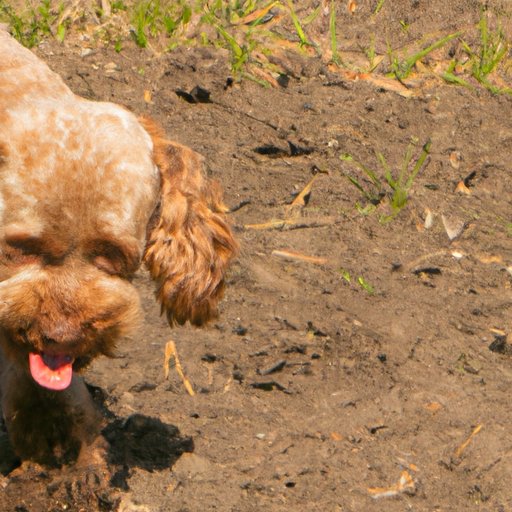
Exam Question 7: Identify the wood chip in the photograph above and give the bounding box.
[424,401,443,413]
[144,90,153,103]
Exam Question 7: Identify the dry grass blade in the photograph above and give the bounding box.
[164,339,195,396]
[247,64,280,87]
[404,250,449,271]
[244,219,294,230]
[288,175,318,209]
[232,2,278,26]
[454,424,483,459]
[327,65,414,97]
[368,470,415,499]
[101,0,111,18]
[244,216,338,230]
[272,249,327,264]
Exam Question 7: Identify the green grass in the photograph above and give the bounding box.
[374,0,386,15]
[460,11,511,94]
[286,0,310,47]
[341,139,432,222]
[337,269,375,295]
[130,0,192,49]
[388,31,461,80]
[1,1,511,92]
[0,0,61,47]
[329,1,340,65]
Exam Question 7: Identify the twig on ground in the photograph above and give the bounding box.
[164,339,195,396]
[454,424,483,459]
[272,249,327,264]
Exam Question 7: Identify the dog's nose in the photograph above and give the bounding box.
[41,322,82,346]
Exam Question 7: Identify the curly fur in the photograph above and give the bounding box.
[0,30,237,466]
[141,118,238,326]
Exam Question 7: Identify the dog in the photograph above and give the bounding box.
[0,30,237,467]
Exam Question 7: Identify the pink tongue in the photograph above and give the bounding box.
[29,353,73,391]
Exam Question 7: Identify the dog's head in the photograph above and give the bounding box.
[0,98,237,391]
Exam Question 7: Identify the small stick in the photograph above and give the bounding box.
[454,424,483,459]
[164,339,195,396]
[272,249,327,265]
[287,175,318,210]
[244,216,338,231]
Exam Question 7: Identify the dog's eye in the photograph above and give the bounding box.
[3,235,43,265]
[6,236,42,254]
[3,233,68,265]
[89,239,139,277]
[87,236,141,277]
[93,254,123,276]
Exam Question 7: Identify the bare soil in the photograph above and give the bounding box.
[2,1,512,510]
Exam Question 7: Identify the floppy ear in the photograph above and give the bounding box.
[141,119,238,326]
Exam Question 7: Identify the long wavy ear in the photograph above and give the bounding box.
[141,119,238,326]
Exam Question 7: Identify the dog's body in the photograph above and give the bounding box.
[0,31,237,466]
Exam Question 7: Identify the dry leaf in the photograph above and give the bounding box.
[424,208,434,229]
[368,470,415,499]
[330,432,343,441]
[424,401,443,413]
[104,62,118,73]
[441,215,466,241]
[455,181,471,195]
[449,151,462,169]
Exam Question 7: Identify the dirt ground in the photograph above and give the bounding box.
[1,0,512,510]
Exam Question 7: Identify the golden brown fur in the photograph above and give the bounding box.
[141,118,237,326]
[0,30,237,466]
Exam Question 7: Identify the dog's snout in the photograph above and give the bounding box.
[40,321,82,346]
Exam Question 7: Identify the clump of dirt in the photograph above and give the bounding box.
[1,1,512,511]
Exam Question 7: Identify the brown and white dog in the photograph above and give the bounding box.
[0,30,237,466]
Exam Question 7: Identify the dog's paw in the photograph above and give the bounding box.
[46,463,119,511]
[2,446,118,511]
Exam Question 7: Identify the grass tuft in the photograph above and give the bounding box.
[460,10,511,94]
[341,139,431,222]
[1,1,511,92]
[388,32,461,80]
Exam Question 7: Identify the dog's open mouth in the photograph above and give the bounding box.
[28,353,74,391]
